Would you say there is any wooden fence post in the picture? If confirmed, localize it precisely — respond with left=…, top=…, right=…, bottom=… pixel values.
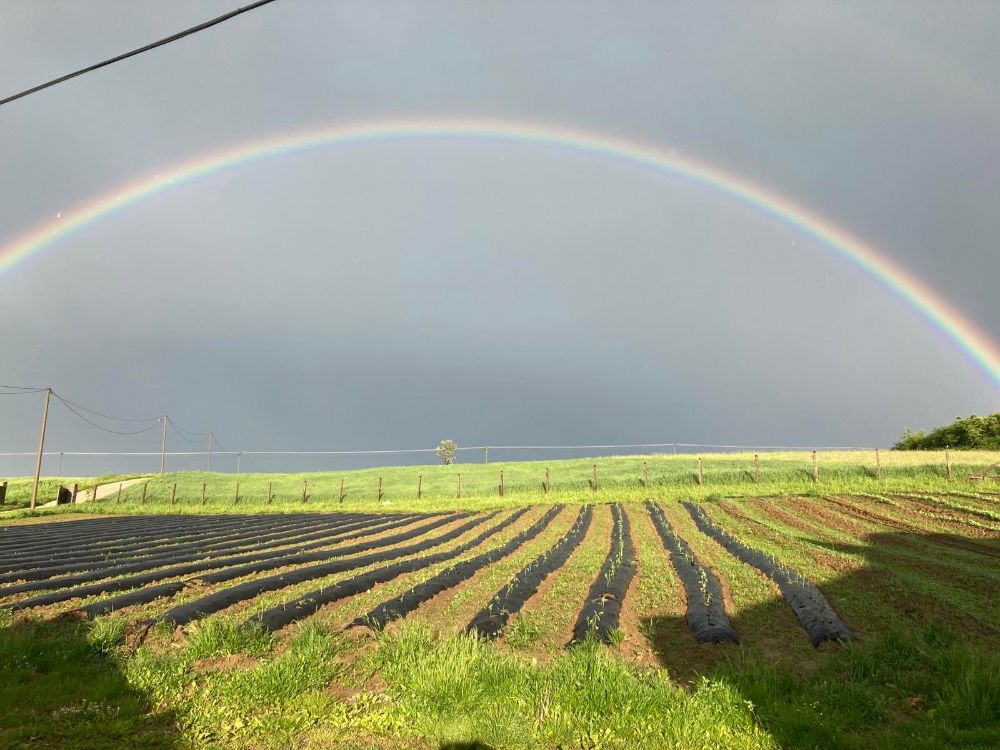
left=338, top=478, right=344, bottom=503
left=591, top=464, right=597, bottom=493
left=812, top=451, right=819, bottom=483
left=302, top=480, right=308, bottom=502
left=0, top=480, right=6, bottom=505
left=377, top=477, right=383, bottom=502
left=456, top=473, right=461, bottom=499
left=417, top=474, right=422, bottom=499
left=499, top=469, right=504, bottom=497
left=642, top=461, right=648, bottom=489
left=697, top=458, right=703, bottom=486
left=543, top=468, right=549, bottom=494
left=946, top=447, right=952, bottom=480
left=92, top=484, right=98, bottom=502
left=875, top=449, right=882, bottom=481
left=141, top=483, right=147, bottom=503
left=201, top=482, right=206, bottom=506
left=116, top=483, right=123, bottom=504
left=71, top=483, right=79, bottom=504
left=754, top=453, right=760, bottom=484
left=170, top=482, right=177, bottom=505
left=267, top=481, right=273, bottom=503
left=234, top=481, right=240, bottom=504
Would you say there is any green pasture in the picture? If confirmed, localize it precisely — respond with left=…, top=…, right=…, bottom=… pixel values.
left=3, top=450, right=998, bottom=519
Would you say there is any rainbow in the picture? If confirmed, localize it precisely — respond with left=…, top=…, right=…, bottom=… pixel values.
left=2, top=116, right=999, bottom=389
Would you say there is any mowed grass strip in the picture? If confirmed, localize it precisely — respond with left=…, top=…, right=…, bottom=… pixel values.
left=852, top=492, right=1000, bottom=539
left=659, top=502, right=814, bottom=665
left=819, top=496, right=1000, bottom=586
left=503, top=503, right=613, bottom=657
left=776, top=497, right=1000, bottom=632
left=616, top=503, right=694, bottom=672
left=894, top=492, right=1000, bottom=528
left=278, top=506, right=551, bottom=634
left=426, top=505, right=578, bottom=632
left=888, top=493, right=1000, bottom=534
left=3, top=519, right=450, bottom=628
left=157, top=511, right=516, bottom=629
left=744, top=497, right=998, bottom=637
left=705, top=500, right=873, bottom=634
left=745, top=496, right=1000, bottom=589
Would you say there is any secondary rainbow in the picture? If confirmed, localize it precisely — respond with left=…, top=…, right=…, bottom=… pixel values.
left=2, top=116, right=999, bottom=389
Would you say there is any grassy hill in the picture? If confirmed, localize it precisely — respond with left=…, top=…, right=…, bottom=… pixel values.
left=4, top=449, right=998, bottom=517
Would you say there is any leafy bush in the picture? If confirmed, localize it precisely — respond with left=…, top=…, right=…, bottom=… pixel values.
left=894, top=413, right=1000, bottom=450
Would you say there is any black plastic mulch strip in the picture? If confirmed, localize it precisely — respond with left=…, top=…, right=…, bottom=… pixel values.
left=570, top=503, right=636, bottom=645
left=0, top=512, right=361, bottom=572
left=151, top=510, right=508, bottom=627
left=75, top=515, right=435, bottom=619
left=79, top=581, right=187, bottom=617
left=682, top=502, right=855, bottom=647
left=252, top=506, right=544, bottom=633
left=188, top=513, right=471, bottom=587
left=0, top=513, right=417, bottom=597
left=0, top=517, right=309, bottom=572
left=2, top=514, right=432, bottom=612
left=466, top=505, right=593, bottom=639
left=0, top=513, right=377, bottom=582
left=351, top=505, right=564, bottom=633
left=646, top=501, right=738, bottom=644
left=0, top=514, right=282, bottom=555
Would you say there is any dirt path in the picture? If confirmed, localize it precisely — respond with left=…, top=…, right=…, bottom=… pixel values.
left=38, top=477, right=150, bottom=508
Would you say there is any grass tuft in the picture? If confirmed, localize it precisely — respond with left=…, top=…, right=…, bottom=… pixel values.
left=86, top=616, right=130, bottom=655
left=184, top=618, right=275, bottom=661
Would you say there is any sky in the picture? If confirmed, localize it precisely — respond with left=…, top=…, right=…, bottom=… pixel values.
left=1, top=1, right=999, bottom=475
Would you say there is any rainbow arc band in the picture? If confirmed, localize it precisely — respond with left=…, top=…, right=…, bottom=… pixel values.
left=1, top=117, right=998, bottom=389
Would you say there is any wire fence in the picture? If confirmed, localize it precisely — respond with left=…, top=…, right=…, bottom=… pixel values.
left=0, top=443, right=991, bottom=481
left=0, top=441, right=874, bottom=475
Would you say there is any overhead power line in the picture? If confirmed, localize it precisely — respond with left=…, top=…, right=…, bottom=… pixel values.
left=51, top=392, right=164, bottom=436
left=0, top=0, right=280, bottom=107
left=166, top=416, right=211, bottom=443
left=53, top=393, right=161, bottom=423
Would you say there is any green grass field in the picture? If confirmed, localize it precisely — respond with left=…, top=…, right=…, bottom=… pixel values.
left=3, top=449, right=997, bottom=517
left=1, top=453, right=998, bottom=749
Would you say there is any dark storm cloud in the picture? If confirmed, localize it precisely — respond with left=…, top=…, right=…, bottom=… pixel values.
left=1, top=1, right=998, bottom=473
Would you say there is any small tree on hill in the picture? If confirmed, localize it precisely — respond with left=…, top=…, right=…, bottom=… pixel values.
left=436, top=439, right=458, bottom=465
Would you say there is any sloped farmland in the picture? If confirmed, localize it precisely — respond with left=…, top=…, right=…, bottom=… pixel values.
left=2, top=494, right=998, bottom=750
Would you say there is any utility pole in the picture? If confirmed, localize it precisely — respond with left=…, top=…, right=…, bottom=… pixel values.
left=159, top=415, right=167, bottom=475
left=207, top=432, right=213, bottom=471
left=30, top=387, right=52, bottom=510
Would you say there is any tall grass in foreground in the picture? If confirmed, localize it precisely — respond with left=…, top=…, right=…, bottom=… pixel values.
left=3, top=616, right=998, bottom=749
left=368, top=624, right=774, bottom=749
